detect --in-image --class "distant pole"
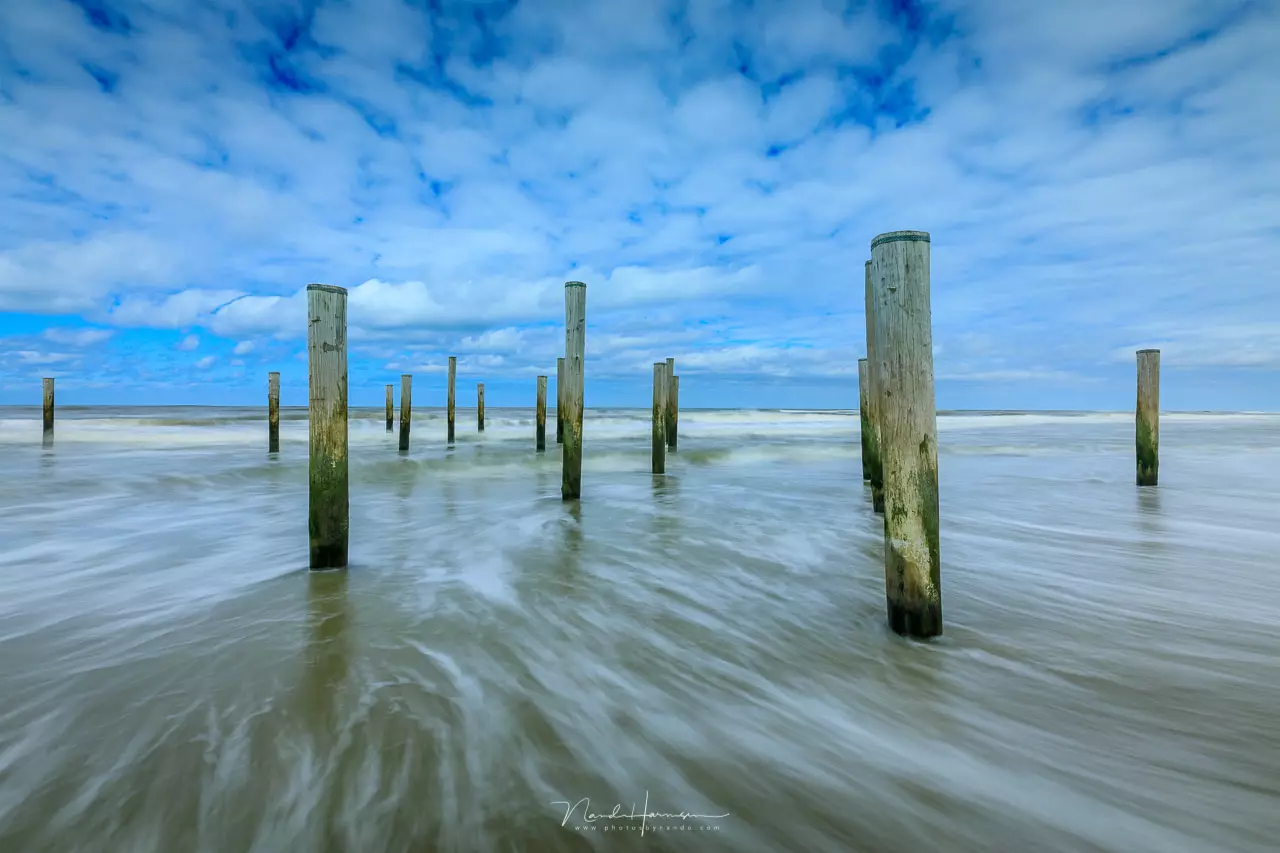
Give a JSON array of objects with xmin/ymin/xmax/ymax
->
[
  {"xmin": 477, "ymin": 383, "xmax": 485, "ymax": 432},
  {"xmin": 447, "ymin": 356, "xmax": 456, "ymax": 444},
  {"xmin": 306, "ymin": 283, "xmax": 349, "ymax": 571},
  {"xmin": 1136, "ymin": 349, "xmax": 1160, "ymax": 487},
  {"xmin": 42, "ymin": 378, "xmax": 54, "ymax": 444},
  {"xmin": 870, "ymin": 231, "xmax": 940, "ymax": 639},
  {"xmin": 670, "ymin": 375, "xmax": 680, "ymax": 451},
  {"xmin": 858, "ymin": 358, "xmax": 870, "ymax": 480},
  {"xmin": 864, "ymin": 259, "xmax": 884, "ymax": 513},
  {"xmin": 268, "ymin": 371, "xmax": 281, "ymax": 453},
  {"xmin": 398, "ymin": 373, "xmax": 412, "ymax": 452},
  {"xmin": 536, "ymin": 375, "xmax": 547, "ymax": 451},
  {"xmin": 385, "ymin": 384, "xmax": 394, "ymax": 432},
  {"xmin": 665, "ymin": 357, "xmax": 677, "ymax": 450},
  {"xmin": 562, "ymin": 281, "xmax": 586, "ymax": 500},
  {"xmin": 556, "ymin": 357, "xmax": 565, "ymax": 444},
  {"xmin": 652, "ymin": 362, "xmax": 667, "ymax": 474}
]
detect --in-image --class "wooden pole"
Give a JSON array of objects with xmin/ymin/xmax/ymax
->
[
  {"xmin": 447, "ymin": 356, "xmax": 456, "ymax": 444},
  {"xmin": 665, "ymin": 357, "xmax": 677, "ymax": 449},
  {"xmin": 562, "ymin": 281, "xmax": 586, "ymax": 500},
  {"xmin": 385, "ymin": 384, "xmax": 394, "ymax": 432},
  {"xmin": 306, "ymin": 283, "xmax": 349, "ymax": 570},
  {"xmin": 864, "ymin": 259, "xmax": 884, "ymax": 513},
  {"xmin": 268, "ymin": 371, "xmax": 280, "ymax": 453},
  {"xmin": 858, "ymin": 358, "xmax": 870, "ymax": 480},
  {"xmin": 556, "ymin": 357, "xmax": 565, "ymax": 444},
  {"xmin": 536, "ymin": 375, "xmax": 547, "ymax": 451},
  {"xmin": 42, "ymin": 377, "xmax": 54, "ymax": 444},
  {"xmin": 652, "ymin": 362, "xmax": 667, "ymax": 474},
  {"xmin": 398, "ymin": 373, "xmax": 412, "ymax": 452},
  {"xmin": 477, "ymin": 383, "xmax": 485, "ymax": 432},
  {"xmin": 869, "ymin": 231, "xmax": 940, "ymax": 639},
  {"xmin": 670, "ymin": 375, "xmax": 679, "ymax": 451},
  {"xmin": 1136, "ymin": 349, "xmax": 1160, "ymax": 487}
]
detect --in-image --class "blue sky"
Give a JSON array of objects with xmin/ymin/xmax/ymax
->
[{"xmin": 1, "ymin": 0, "xmax": 1277, "ymax": 410}]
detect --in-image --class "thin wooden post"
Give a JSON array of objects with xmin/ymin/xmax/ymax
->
[
  {"xmin": 652, "ymin": 362, "xmax": 667, "ymax": 474},
  {"xmin": 858, "ymin": 358, "xmax": 870, "ymax": 480},
  {"xmin": 663, "ymin": 357, "xmax": 676, "ymax": 450},
  {"xmin": 870, "ymin": 231, "xmax": 940, "ymax": 638},
  {"xmin": 536, "ymin": 375, "xmax": 547, "ymax": 451},
  {"xmin": 447, "ymin": 356, "xmax": 456, "ymax": 443},
  {"xmin": 477, "ymin": 383, "xmax": 485, "ymax": 431},
  {"xmin": 306, "ymin": 283, "xmax": 349, "ymax": 570},
  {"xmin": 385, "ymin": 384, "xmax": 394, "ymax": 432},
  {"xmin": 1136, "ymin": 349, "xmax": 1160, "ymax": 487},
  {"xmin": 556, "ymin": 357, "xmax": 565, "ymax": 444},
  {"xmin": 42, "ymin": 378, "xmax": 54, "ymax": 443},
  {"xmin": 864, "ymin": 259, "xmax": 884, "ymax": 513},
  {"xmin": 398, "ymin": 373, "xmax": 412, "ymax": 452},
  {"xmin": 562, "ymin": 281, "xmax": 586, "ymax": 500},
  {"xmin": 670, "ymin": 375, "xmax": 679, "ymax": 451},
  {"xmin": 268, "ymin": 371, "xmax": 280, "ymax": 453}
]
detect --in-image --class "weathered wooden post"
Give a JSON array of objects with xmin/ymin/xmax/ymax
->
[
  {"xmin": 385, "ymin": 384, "xmax": 394, "ymax": 432},
  {"xmin": 42, "ymin": 378, "xmax": 54, "ymax": 444},
  {"xmin": 864, "ymin": 259, "xmax": 884, "ymax": 513},
  {"xmin": 536, "ymin": 375, "xmax": 547, "ymax": 451},
  {"xmin": 306, "ymin": 283, "xmax": 349, "ymax": 570},
  {"xmin": 652, "ymin": 362, "xmax": 667, "ymax": 474},
  {"xmin": 477, "ymin": 383, "xmax": 485, "ymax": 432},
  {"xmin": 869, "ymin": 231, "xmax": 940, "ymax": 638},
  {"xmin": 556, "ymin": 357, "xmax": 565, "ymax": 444},
  {"xmin": 858, "ymin": 358, "xmax": 870, "ymax": 480},
  {"xmin": 398, "ymin": 373, "xmax": 412, "ymax": 452},
  {"xmin": 1136, "ymin": 349, "xmax": 1160, "ymax": 487},
  {"xmin": 447, "ymin": 356, "xmax": 456, "ymax": 444},
  {"xmin": 268, "ymin": 371, "xmax": 281, "ymax": 453},
  {"xmin": 562, "ymin": 281, "xmax": 586, "ymax": 500},
  {"xmin": 665, "ymin": 357, "xmax": 678, "ymax": 450},
  {"xmin": 670, "ymin": 375, "xmax": 680, "ymax": 451}
]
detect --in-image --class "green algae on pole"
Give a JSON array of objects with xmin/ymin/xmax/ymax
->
[
  {"xmin": 536, "ymin": 375, "xmax": 547, "ymax": 452},
  {"xmin": 562, "ymin": 281, "xmax": 586, "ymax": 500},
  {"xmin": 42, "ymin": 377, "xmax": 54, "ymax": 444},
  {"xmin": 869, "ymin": 231, "xmax": 941, "ymax": 639},
  {"xmin": 385, "ymin": 383, "xmax": 394, "ymax": 433},
  {"xmin": 398, "ymin": 373, "xmax": 412, "ymax": 452},
  {"xmin": 858, "ymin": 358, "xmax": 870, "ymax": 481},
  {"xmin": 670, "ymin": 374, "xmax": 680, "ymax": 451},
  {"xmin": 665, "ymin": 357, "xmax": 677, "ymax": 450},
  {"xmin": 864, "ymin": 259, "xmax": 884, "ymax": 513},
  {"xmin": 652, "ymin": 362, "xmax": 668, "ymax": 474},
  {"xmin": 556, "ymin": 357, "xmax": 565, "ymax": 444},
  {"xmin": 477, "ymin": 383, "xmax": 485, "ymax": 432},
  {"xmin": 268, "ymin": 371, "xmax": 281, "ymax": 453},
  {"xmin": 447, "ymin": 356, "xmax": 456, "ymax": 444},
  {"xmin": 306, "ymin": 283, "xmax": 349, "ymax": 570},
  {"xmin": 1136, "ymin": 349, "xmax": 1160, "ymax": 487}
]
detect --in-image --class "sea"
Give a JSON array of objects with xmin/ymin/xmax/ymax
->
[{"xmin": 0, "ymin": 406, "xmax": 1277, "ymax": 852}]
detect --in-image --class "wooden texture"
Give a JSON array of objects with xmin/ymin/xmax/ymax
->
[
  {"xmin": 858, "ymin": 358, "xmax": 870, "ymax": 480},
  {"xmin": 398, "ymin": 373, "xmax": 412, "ymax": 452},
  {"xmin": 447, "ymin": 356, "xmax": 456, "ymax": 443},
  {"xmin": 864, "ymin": 259, "xmax": 884, "ymax": 513},
  {"xmin": 536, "ymin": 375, "xmax": 547, "ymax": 451},
  {"xmin": 306, "ymin": 283, "xmax": 349, "ymax": 570},
  {"xmin": 652, "ymin": 362, "xmax": 667, "ymax": 474},
  {"xmin": 665, "ymin": 357, "xmax": 677, "ymax": 449},
  {"xmin": 477, "ymin": 383, "xmax": 485, "ymax": 432},
  {"xmin": 268, "ymin": 372, "xmax": 281, "ymax": 453},
  {"xmin": 562, "ymin": 282, "xmax": 586, "ymax": 499},
  {"xmin": 869, "ymin": 231, "xmax": 941, "ymax": 638},
  {"xmin": 556, "ymin": 357, "xmax": 565, "ymax": 444},
  {"xmin": 670, "ymin": 375, "xmax": 679, "ymax": 451},
  {"xmin": 42, "ymin": 377, "xmax": 54, "ymax": 441},
  {"xmin": 1136, "ymin": 349, "xmax": 1160, "ymax": 487},
  {"xmin": 385, "ymin": 383, "xmax": 394, "ymax": 433}
]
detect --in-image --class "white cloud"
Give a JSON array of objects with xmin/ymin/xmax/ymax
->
[
  {"xmin": 42, "ymin": 327, "xmax": 113, "ymax": 347},
  {"xmin": 176, "ymin": 334, "xmax": 200, "ymax": 351},
  {"xmin": 232, "ymin": 340, "xmax": 255, "ymax": 355},
  {"xmin": 194, "ymin": 355, "xmax": 216, "ymax": 369}
]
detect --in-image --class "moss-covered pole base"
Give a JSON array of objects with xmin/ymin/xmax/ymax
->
[
  {"xmin": 556, "ymin": 357, "xmax": 565, "ymax": 444},
  {"xmin": 864, "ymin": 259, "xmax": 884, "ymax": 513},
  {"xmin": 536, "ymin": 374, "xmax": 547, "ymax": 452},
  {"xmin": 652, "ymin": 362, "xmax": 668, "ymax": 474},
  {"xmin": 307, "ymin": 283, "xmax": 349, "ymax": 570},
  {"xmin": 385, "ymin": 383, "xmax": 394, "ymax": 433},
  {"xmin": 562, "ymin": 281, "xmax": 587, "ymax": 500},
  {"xmin": 477, "ymin": 383, "xmax": 485, "ymax": 432},
  {"xmin": 447, "ymin": 356, "xmax": 456, "ymax": 444},
  {"xmin": 1136, "ymin": 349, "xmax": 1160, "ymax": 487},
  {"xmin": 268, "ymin": 371, "xmax": 281, "ymax": 453},
  {"xmin": 42, "ymin": 377, "xmax": 54, "ymax": 444},
  {"xmin": 398, "ymin": 373, "xmax": 412, "ymax": 452},
  {"xmin": 858, "ymin": 358, "xmax": 871, "ymax": 481},
  {"xmin": 664, "ymin": 357, "xmax": 677, "ymax": 450},
  {"xmin": 870, "ymin": 231, "xmax": 941, "ymax": 639}
]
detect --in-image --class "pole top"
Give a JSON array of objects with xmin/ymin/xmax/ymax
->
[
  {"xmin": 871, "ymin": 231, "xmax": 930, "ymax": 249},
  {"xmin": 858, "ymin": 357, "xmax": 867, "ymax": 363},
  {"xmin": 565, "ymin": 280, "xmax": 587, "ymax": 288},
  {"xmin": 401, "ymin": 373, "xmax": 412, "ymax": 378},
  {"xmin": 449, "ymin": 355, "xmax": 457, "ymax": 362},
  {"xmin": 1137, "ymin": 348, "xmax": 1161, "ymax": 355},
  {"xmin": 268, "ymin": 370, "xmax": 280, "ymax": 376},
  {"xmin": 307, "ymin": 283, "xmax": 348, "ymax": 295}
]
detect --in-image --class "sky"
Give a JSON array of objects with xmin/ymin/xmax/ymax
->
[{"xmin": 1, "ymin": 0, "xmax": 1278, "ymax": 410}]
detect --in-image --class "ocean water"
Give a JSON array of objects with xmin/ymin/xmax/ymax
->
[{"xmin": 0, "ymin": 406, "xmax": 1278, "ymax": 852}]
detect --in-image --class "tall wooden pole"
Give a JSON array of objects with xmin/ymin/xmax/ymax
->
[
  {"xmin": 1136, "ymin": 349, "xmax": 1160, "ymax": 486},
  {"xmin": 665, "ymin": 357, "xmax": 677, "ymax": 450},
  {"xmin": 556, "ymin": 357, "xmax": 565, "ymax": 444},
  {"xmin": 670, "ymin": 375, "xmax": 679, "ymax": 451},
  {"xmin": 562, "ymin": 282, "xmax": 586, "ymax": 500},
  {"xmin": 858, "ymin": 358, "xmax": 870, "ymax": 480},
  {"xmin": 864, "ymin": 259, "xmax": 884, "ymax": 513},
  {"xmin": 42, "ymin": 378, "xmax": 54, "ymax": 445},
  {"xmin": 536, "ymin": 375, "xmax": 547, "ymax": 451},
  {"xmin": 268, "ymin": 371, "xmax": 280, "ymax": 453},
  {"xmin": 398, "ymin": 373, "xmax": 412, "ymax": 452},
  {"xmin": 306, "ymin": 283, "xmax": 349, "ymax": 570},
  {"xmin": 869, "ymin": 231, "xmax": 940, "ymax": 639},
  {"xmin": 652, "ymin": 362, "xmax": 667, "ymax": 474},
  {"xmin": 477, "ymin": 383, "xmax": 485, "ymax": 432},
  {"xmin": 447, "ymin": 356, "xmax": 456, "ymax": 444},
  {"xmin": 385, "ymin": 384, "xmax": 394, "ymax": 432}
]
